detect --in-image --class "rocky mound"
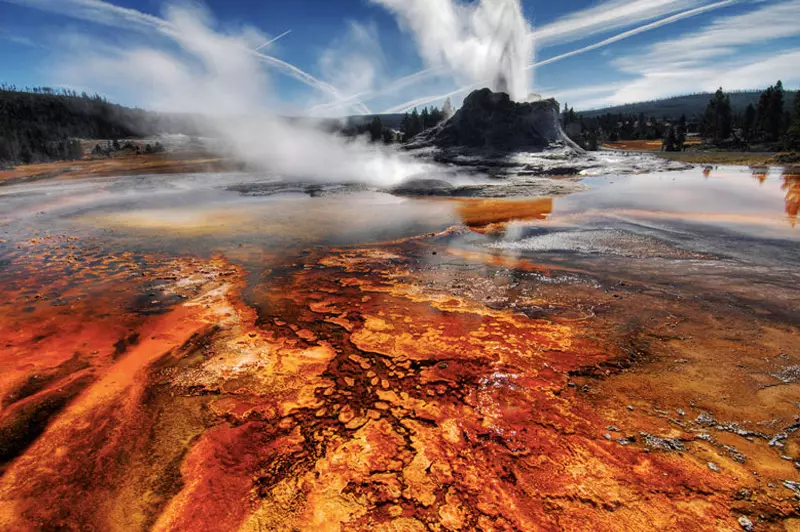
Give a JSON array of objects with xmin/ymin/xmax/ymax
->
[{"xmin": 408, "ymin": 88, "xmax": 581, "ymax": 153}]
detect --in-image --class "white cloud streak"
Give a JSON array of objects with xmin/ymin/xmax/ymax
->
[
  {"xmin": 255, "ymin": 29, "xmax": 291, "ymax": 52},
  {"xmin": 1, "ymin": 0, "xmax": 371, "ymax": 113},
  {"xmin": 534, "ymin": 0, "xmax": 705, "ymax": 47},
  {"xmin": 528, "ymin": 0, "xmax": 739, "ymax": 70},
  {"xmin": 601, "ymin": 0, "xmax": 800, "ymax": 105}
]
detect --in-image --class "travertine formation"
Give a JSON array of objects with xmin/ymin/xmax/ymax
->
[
  {"xmin": 0, "ymin": 222, "xmax": 798, "ymax": 531},
  {"xmin": 408, "ymin": 89, "xmax": 581, "ymax": 153}
]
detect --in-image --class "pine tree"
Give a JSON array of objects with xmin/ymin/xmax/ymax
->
[
  {"xmin": 756, "ymin": 81, "xmax": 785, "ymax": 142},
  {"xmin": 702, "ymin": 88, "xmax": 732, "ymax": 143},
  {"xmin": 368, "ymin": 116, "xmax": 383, "ymax": 142},
  {"xmin": 788, "ymin": 90, "xmax": 800, "ymax": 148},
  {"xmin": 743, "ymin": 104, "xmax": 756, "ymax": 141}
]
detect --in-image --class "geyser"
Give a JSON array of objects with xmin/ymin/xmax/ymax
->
[
  {"xmin": 408, "ymin": 88, "xmax": 581, "ymax": 152},
  {"xmin": 370, "ymin": 0, "xmax": 534, "ymax": 101}
]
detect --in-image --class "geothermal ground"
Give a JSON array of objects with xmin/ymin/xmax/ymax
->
[{"xmin": 0, "ymin": 157, "xmax": 799, "ymax": 531}]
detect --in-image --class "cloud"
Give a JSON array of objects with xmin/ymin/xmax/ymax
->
[
  {"xmin": 534, "ymin": 0, "xmax": 706, "ymax": 47},
  {"xmin": 0, "ymin": 28, "xmax": 38, "ymax": 47},
  {"xmin": 312, "ymin": 21, "xmax": 386, "ymax": 115},
  {"xmin": 528, "ymin": 0, "xmax": 738, "ymax": 71},
  {"xmin": 592, "ymin": 0, "xmax": 800, "ymax": 105},
  {"xmin": 3, "ymin": 0, "xmax": 166, "ymax": 31},
  {"xmin": 614, "ymin": 0, "xmax": 800, "ymax": 71},
  {"xmin": 3, "ymin": 0, "xmax": 371, "ymax": 112}
]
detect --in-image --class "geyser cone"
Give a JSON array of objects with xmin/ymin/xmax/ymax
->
[{"xmin": 409, "ymin": 89, "xmax": 582, "ymax": 153}]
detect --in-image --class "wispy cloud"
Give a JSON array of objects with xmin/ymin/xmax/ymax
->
[
  {"xmin": 0, "ymin": 28, "xmax": 38, "ymax": 47},
  {"xmin": 2, "ymin": 0, "xmax": 371, "ymax": 112},
  {"xmin": 255, "ymin": 30, "xmax": 291, "ymax": 52},
  {"xmin": 534, "ymin": 0, "xmax": 706, "ymax": 47},
  {"xmin": 595, "ymin": 0, "xmax": 800, "ymax": 105},
  {"xmin": 3, "ymin": 0, "xmax": 166, "ymax": 31},
  {"xmin": 528, "ymin": 0, "xmax": 738, "ymax": 70},
  {"xmin": 614, "ymin": 0, "xmax": 800, "ymax": 70}
]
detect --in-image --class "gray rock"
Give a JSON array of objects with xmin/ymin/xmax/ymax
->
[
  {"xmin": 738, "ymin": 516, "xmax": 754, "ymax": 531},
  {"xmin": 390, "ymin": 178, "xmax": 455, "ymax": 196},
  {"xmin": 641, "ymin": 432, "xmax": 685, "ymax": 452},
  {"xmin": 696, "ymin": 412, "xmax": 716, "ymax": 426},
  {"xmin": 783, "ymin": 480, "xmax": 800, "ymax": 495},
  {"xmin": 407, "ymin": 88, "xmax": 582, "ymax": 153},
  {"xmin": 708, "ymin": 462, "xmax": 720, "ymax": 472}
]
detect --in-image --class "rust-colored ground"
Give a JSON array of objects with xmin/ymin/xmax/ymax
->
[
  {"xmin": 0, "ymin": 216, "xmax": 798, "ymax": 531},
  {"xmin": 603, "ymin": 139, "xmax": 703, "ymax": 152},
  {"xmin": 0, "ymin": 152, "xmax": 236, "ymax": 185}
]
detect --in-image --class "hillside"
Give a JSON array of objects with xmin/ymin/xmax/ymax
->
[
  {"xmin": 0, "ymin": 88, "xmax": 202, "ymax": 164},
  {"xmin": 579, "ymin": 91, "xmax": 797, "ymax": 119}
]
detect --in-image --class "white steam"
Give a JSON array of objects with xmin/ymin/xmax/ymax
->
[
  {"xmin": 370, "ymin": 0, "xmax": 534, "ymax": 101},
  {"xmin": 61, "ymin": 5, "xmax": 439, "ymax": 186}
]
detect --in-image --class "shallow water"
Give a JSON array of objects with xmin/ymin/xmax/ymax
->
[{"xmin": 1, "ymin": 161, "xmax": 799, "ymax": 531}]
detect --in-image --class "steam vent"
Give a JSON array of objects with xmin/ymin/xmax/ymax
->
[{"xmin": 409, "ymin": 88, "xmax": 580, "ymax": 152}]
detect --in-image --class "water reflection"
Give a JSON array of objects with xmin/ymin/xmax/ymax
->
[
  {"xmin": 751, "ymin": 166, "xmax": 768, "ymax": 184},
  {"xmin": 783, "ymin": 169, "xmax": 800, "ymax": 227},
  {"xmin": 455, "ymin": 198, "xmax": 553, "ymax": 229}
]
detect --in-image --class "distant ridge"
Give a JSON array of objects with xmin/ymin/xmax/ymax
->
[{"xmin": 578, "ymin": 91, "xmax": 798, "ymax": 120}]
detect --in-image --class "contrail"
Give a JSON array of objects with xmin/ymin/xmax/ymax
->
[
  {"xmin": 2, "ymin": 0, "xmax": 371, "ymax": 113},
  {"xmin": 526, "ymin": 0, "xmax": 739, "ymax": 70},
  {"xmin": 380, "ymin": 0, "xmax": 737, "ymax": 114},
  {"xmin": 381, "ymin": 83, "xmax": 481, "ymax": 114},
  {"xmin": 307, "ymin": 67, "xmax": 443, "ymax": 115},
  {"xmin": 255, "ymin": 30, "xmax": 292, "ymax": 52}
]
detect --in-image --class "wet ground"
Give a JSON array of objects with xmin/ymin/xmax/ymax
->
[{"xmin": 0, "ymin": 161, "xmax": 798, "ymax": 531}]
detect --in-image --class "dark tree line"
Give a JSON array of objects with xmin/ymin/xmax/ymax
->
[
  {"xmin": 400, "ymin": 106, "xmax": 445, "ymax": 140},
  {"xmin": 0, "ymin": 86, "xmax": 152, "ymax": 164},
  {"xmin": 564, "ymin": 105, "xmax": 681, "ymax": 150},
  {"xmin": 348, "ymin": 105, "xmax": 447, "ymax": 144},
  {"xmin": 0, "ymin": 85, "xmax": 200, "ymax": 165},
  {"xmin": 565, "ymin": 82, "xmax": 800, "ymax": 152},
  {"xmin": 701, "ymin": 82, "xmax": 799, "ymax": 148}
]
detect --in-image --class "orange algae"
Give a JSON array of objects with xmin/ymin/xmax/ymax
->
[{"xmin": 0, "ymin": 233, "xmax": 797, "ymax": 531}]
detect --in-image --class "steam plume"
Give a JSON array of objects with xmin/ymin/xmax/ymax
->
[
  {"xmin": 370, "ymin": 0, "xmax": 534, "ymax": 101},
  {"xmin": 61, "ymin": 5, "xmax": 438, "ymax": 186}
]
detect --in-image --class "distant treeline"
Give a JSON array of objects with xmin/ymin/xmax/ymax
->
[
  {"xmin": 565, "ymin": 82, "xmax": 800, "ymax": 152},
  {"xmin": 579, "ymin": 90, "xmax": 797, "ymax": 121},
  {"xmin": 341, "ymin": 101, "xmax": 451, "ymax": 144},
  {"xmin": 0, "ymin": 85, "xmax": 200, "ymax": 165}
]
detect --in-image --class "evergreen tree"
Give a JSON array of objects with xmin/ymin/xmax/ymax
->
[
  {"xmin": 637, "ymin": 112, "xmax": 646, "ymax": 139},
  {"xmin": 767, "ymin": 80, "xmax": 785, "ymax": 141},
  {"xmin": 756, "ymin": 81, "xmax": 785, "ymax": 142},
  {"xmin": 368, "ymin": 116, "xmax": 383, "ymax": 142},
  {"xmin": 409, "ymin": 108, "xmax": 422, "ymax": 138},
  {"xmin": 743, "ymin": 104, "xmax": 756, "ymax": 141},
  {"xmin": 702, "ymin": 88, "xmax": 732, "ymax": 142},
  {"xmin": 787, "ymin": 90, "xmax": 800, "ymax": 148}
]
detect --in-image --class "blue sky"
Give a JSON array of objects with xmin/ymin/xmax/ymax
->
[{"xmin": 0, "ymin": 0, "xmax": 798, "ymax": 113}]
